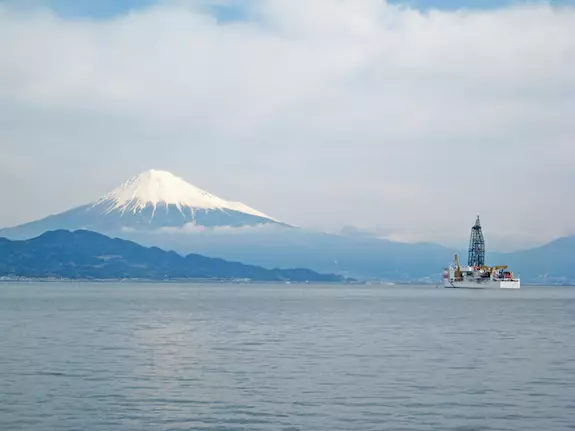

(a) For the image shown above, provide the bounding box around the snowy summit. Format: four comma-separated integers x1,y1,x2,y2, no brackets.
95,169,276,221
0,169,283,240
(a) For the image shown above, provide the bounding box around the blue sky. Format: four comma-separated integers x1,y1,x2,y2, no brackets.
3,0,575,19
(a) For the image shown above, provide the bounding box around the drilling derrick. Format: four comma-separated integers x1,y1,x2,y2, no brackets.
468,215,485,267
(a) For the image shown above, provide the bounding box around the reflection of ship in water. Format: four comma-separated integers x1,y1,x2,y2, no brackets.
443,216,520,289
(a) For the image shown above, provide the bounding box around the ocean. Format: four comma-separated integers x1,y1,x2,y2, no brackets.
1,283,574,431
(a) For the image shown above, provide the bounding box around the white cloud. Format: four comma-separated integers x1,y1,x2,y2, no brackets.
156,221,290,235
0,0,574,249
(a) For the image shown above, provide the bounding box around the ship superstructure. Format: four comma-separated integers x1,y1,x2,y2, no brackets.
443,216,520,289
467,215,485,267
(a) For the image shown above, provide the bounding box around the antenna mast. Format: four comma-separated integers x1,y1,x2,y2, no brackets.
468,215,485,267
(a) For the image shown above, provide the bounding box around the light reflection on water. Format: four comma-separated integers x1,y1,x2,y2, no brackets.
0,283,574,430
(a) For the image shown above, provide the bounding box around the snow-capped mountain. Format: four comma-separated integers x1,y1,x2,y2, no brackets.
0,169,568,283
0,169,284,239
0,168,456,281
95,169,277,220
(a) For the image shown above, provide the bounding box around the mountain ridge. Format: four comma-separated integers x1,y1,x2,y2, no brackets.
0,229,345,282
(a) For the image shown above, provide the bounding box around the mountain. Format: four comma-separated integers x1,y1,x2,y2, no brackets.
2,169,572,283
0,168,459,281
123,227,456,282
495,236,575,285
0,169,284,240
0,230,344,282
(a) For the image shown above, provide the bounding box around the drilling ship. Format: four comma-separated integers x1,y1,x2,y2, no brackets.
443,216,520,289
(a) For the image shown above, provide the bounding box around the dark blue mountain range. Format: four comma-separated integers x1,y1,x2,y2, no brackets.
0,230,344,282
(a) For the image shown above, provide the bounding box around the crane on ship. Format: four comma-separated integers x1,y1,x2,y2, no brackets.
442,215,520,288
468,215,485,267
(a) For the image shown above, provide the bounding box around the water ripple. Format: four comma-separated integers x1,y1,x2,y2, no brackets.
1,283,574,431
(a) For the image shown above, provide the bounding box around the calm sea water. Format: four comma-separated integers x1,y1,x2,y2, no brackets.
0,283,574,431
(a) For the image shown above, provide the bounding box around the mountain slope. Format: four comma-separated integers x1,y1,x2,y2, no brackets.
96,169,277,220
0,169,284,240
124,227,575,284
496,236,575,284
120,226,457,281
0,230,344,282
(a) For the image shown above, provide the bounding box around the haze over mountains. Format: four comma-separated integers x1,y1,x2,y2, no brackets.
1,169,574,284
0,230,342,282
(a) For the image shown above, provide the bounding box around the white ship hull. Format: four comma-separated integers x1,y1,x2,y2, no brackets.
443,278,520,289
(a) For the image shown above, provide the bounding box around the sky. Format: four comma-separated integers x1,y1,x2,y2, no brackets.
0,0,574,251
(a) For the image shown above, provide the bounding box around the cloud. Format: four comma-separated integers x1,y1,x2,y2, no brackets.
155,222,290,235
0,0,574,249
